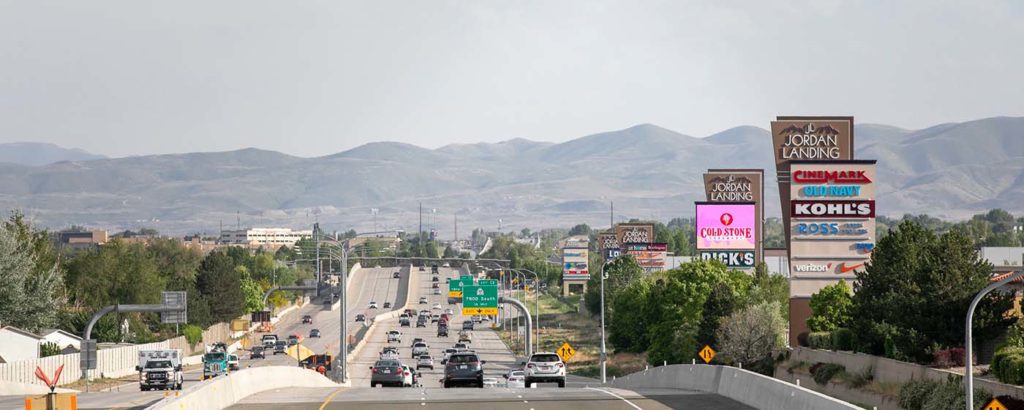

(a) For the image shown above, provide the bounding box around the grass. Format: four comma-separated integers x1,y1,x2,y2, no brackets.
495,290,647,378
781,360,901,400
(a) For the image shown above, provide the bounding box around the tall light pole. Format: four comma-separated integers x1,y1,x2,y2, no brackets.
515,268,542,352
599,260,612,384
965,271,1024,410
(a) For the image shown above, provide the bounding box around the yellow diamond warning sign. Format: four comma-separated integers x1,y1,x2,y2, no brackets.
698,345,716,363
557,342,576,362
984,398,1007,410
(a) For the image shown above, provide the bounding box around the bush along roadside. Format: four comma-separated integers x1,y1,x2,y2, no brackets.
897,376,992,410
991,346,1024,385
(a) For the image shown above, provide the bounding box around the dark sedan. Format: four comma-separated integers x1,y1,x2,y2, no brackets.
370,359,407,387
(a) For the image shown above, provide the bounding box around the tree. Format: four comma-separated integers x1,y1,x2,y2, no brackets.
716,301,786,368
568,224,591,236
195,251,245,324
64,239,165,308
744,263,789,319
807,280,852,332
609,279,653,352
850,220,1014,363
0,222,62,332
237,266,264,313
697,282,737,350
585,255,644,317
146,238,202,293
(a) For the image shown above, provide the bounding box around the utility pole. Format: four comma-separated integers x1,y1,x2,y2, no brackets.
454,214,458,242
314,223,321,298
419,203,423,237
600,262,607,384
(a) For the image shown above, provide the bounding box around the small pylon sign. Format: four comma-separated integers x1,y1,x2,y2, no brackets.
984,398,1007,410
698,345,716,364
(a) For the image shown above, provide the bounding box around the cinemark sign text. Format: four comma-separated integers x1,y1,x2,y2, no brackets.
792,170,871,184
791,200,875,218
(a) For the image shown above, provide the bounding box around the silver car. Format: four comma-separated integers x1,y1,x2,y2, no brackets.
417,354,434,370
412,342,429,358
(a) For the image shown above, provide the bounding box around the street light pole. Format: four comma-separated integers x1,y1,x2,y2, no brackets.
965,271,1024,410
600,261,608,384
516,268,543,352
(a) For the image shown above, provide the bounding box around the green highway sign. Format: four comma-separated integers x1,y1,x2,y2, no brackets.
460,275,474,285
479,279,498,286
448,279,464,297
462,284,498,316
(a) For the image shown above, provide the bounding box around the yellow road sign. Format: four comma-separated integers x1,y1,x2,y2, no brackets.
463,307,498,316
557,342,576,362
984,398,1007,410
698,345,716,363
448,291,463,298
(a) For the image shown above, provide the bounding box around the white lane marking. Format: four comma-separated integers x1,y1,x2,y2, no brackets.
585,387,643,410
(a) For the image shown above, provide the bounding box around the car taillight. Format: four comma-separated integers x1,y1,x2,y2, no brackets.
371,368,378,374
404,371,410,376
527,363,535,368
557,363,564,368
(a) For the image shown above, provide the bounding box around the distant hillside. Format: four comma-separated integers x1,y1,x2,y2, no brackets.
0,142,105,166
0,117,1020,234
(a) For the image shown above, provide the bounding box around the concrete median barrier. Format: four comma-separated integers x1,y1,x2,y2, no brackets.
611,364,857,410
145,366,336,410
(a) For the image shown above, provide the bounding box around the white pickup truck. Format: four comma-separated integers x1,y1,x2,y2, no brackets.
136,349,184,391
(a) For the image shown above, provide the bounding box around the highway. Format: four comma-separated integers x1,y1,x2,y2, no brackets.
231,266,755,409
0,265,405,410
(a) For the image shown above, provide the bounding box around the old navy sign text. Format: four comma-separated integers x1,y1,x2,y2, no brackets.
791,200,875,218
800,185,862,197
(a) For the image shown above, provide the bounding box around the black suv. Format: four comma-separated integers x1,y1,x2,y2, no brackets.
443,352,485,388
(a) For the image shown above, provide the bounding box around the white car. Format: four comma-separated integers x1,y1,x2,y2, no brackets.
369,301,379,309
524,352,565,388
483,378,498,388
400,364,416,387
441,348,457,364
412,342,429,358
506,371,525,389
433,288,441,295
387,330,401,344
432,303,442,310
417,355,434,370
444,308,454,316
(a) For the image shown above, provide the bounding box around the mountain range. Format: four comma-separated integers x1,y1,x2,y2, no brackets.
1,116,1021,235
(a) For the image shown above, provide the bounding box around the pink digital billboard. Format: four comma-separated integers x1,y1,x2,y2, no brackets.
696,203,757,250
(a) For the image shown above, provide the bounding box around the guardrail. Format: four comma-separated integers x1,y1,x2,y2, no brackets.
610,363,859,410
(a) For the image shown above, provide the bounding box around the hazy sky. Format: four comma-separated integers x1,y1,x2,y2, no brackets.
1,1,1022,158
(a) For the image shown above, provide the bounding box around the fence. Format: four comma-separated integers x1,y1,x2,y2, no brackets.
0,341,170,386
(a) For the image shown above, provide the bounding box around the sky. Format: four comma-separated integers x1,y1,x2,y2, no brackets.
1,0,1022,158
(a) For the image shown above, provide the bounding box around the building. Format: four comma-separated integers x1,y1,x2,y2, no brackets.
0,326,43,363
39,329,83,354
55,230,108,250
218,228,313,246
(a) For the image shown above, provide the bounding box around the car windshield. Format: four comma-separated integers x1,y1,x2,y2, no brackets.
420,355,431,360
532,354,561,363
511,371,524,377
204,353,225,361
275,341,286,347
448,355,478,364
414,343,426,347
145,360,172,369
374,360,400,367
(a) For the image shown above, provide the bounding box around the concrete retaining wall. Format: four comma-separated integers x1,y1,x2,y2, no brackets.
611,364,858,410
145,366,337,410
791,347,1024,401
346,265,417,367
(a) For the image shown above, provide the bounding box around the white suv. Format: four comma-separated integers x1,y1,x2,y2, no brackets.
387,330,401,344
524,352,565,388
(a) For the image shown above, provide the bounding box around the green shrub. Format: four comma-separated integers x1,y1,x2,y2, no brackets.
810,362,844,385
40,341,62,358
183,324,203,346
898,379,940,410
808,332,833,350
831,328,854,351
991,346,1024,385
898,377,992,410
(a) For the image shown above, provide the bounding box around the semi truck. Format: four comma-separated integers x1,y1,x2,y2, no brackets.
136,349,184,391
202,343,230,380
